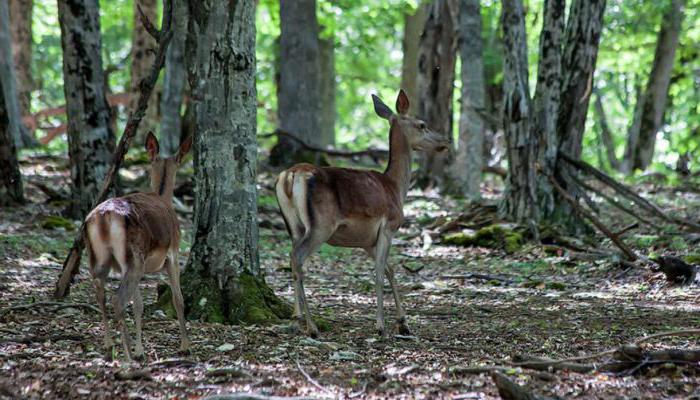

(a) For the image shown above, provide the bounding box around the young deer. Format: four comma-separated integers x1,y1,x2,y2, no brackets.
276,90,449,337
85,132,192,360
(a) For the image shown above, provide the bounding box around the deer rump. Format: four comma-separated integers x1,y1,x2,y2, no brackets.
276,163,403,249
85,192,180,275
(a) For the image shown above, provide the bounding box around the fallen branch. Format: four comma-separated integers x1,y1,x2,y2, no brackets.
262,129,389,161
441,273,514,284
0,333,84,344
114,368,153,381
0,301,100,318
549,175,637,261
491,371,543,400
294,358,334,396
54,1,173,299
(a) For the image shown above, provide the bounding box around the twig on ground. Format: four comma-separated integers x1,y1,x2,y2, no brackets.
115,368,153,381
441,273,515,284
491,371,542,400
0,301,100,318
0,334,84,344
294,357,334,396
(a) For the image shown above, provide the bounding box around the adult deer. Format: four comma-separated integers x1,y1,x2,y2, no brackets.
85,132,191,360
276,90,449,337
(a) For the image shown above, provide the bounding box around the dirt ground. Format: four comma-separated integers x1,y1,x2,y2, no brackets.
1,156,699,399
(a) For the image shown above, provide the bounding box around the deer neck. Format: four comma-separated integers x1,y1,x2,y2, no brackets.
384,120,412,203
150,163,176,205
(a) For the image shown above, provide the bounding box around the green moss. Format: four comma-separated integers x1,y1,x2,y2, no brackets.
258,194,278,209
443,224,524,253
314,316,332,332
670,237,688,250
633,234,660,247
42,215,75,231
683,254,700,265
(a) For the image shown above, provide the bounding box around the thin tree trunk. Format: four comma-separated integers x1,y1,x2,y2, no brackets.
499,0,535,224
0,0,29,148
130,0,159,143
270,0,321,167
159,0,187,155
319,35,335,147
401,3,427,116
58,0,115,218
416,0,457,188
593,90,620,170
180,0,290,324
9,0,32,117
557,0,606,160
450,0,485,199
629,0,686,171
0,3,24,205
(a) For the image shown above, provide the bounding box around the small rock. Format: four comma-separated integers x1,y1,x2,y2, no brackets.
330,350,360,361
216,343,235,352
152,310,166,319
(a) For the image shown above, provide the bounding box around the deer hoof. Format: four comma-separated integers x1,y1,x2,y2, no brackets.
397,322,411,336
306,324,320,338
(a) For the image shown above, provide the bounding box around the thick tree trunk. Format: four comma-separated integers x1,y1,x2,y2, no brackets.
58,0,115,219
180,0,291,324
401,3,427,116
159,0,187,155
557,0,606,159
498,0,535,224
319,36,335,147
9,0,32,117
532,0,565,221
449,0,485,199
269,0,321,167
416,0,457,188
622,0,685,172
130,0,159,143
0,0,29,148
0,12,24,205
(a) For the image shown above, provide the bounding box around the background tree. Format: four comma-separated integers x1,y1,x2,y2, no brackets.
269,0,322,166
57,0,115,218
179,0,290,323
400,3,427,116
319,34,336,147
159,0,187,155
621,0,686,172
450,0,486,199
0,0,30,149
416,0,457,188
130,0,159,143
0,0,24,205
9,0,33,118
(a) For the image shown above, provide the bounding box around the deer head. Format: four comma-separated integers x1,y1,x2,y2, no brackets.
372,90,450,153
145,132,192,199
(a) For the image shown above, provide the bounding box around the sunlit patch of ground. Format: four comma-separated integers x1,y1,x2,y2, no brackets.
1,157,700,399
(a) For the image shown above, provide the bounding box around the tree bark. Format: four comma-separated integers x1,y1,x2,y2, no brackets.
0,0,30,148
130,0,159,143
9,0,32,117
159,0,187,155
557,0,606,160
622,0,686,172
498,0,535,224
180,0,291,324
0,6,24,205
401,3,427,116
416,0,457,188
269,0,322,167
58,0,115,219
593,90,620,170
319,35,335,147
449,0,485,199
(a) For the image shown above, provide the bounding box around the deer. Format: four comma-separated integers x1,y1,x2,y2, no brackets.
84,132,192,360
275,90,450,338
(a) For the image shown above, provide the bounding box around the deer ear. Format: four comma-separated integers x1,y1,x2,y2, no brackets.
396,89,409,115
176,135,193,164
372,94,393,120
145,131,159,161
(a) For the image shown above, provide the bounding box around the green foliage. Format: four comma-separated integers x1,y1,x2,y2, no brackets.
444,224,524,253
41,215,75,231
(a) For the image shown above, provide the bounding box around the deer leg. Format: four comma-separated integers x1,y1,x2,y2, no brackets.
166,252,190,352
113,267,141,361
133,288,145,360
93,273,113,351
291,238,319,337
385,262,410,335
373,231,391,338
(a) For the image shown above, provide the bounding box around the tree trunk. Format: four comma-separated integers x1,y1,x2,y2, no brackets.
416,0,457,188
593,90,620,170
532,0,565,221
130,0,159,144
449,0,485,199
9,0,32,117
319,35,335,147
58,0,115,219
0,0,30,149
179,0,291,324
159,0,187,155
557,0,606,160
269,0,321,167
623,0,686,172
499,0,534,225
401,3,427,116
0,3,24,205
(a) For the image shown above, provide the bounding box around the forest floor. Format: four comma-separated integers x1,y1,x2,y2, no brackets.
1,155,700,399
